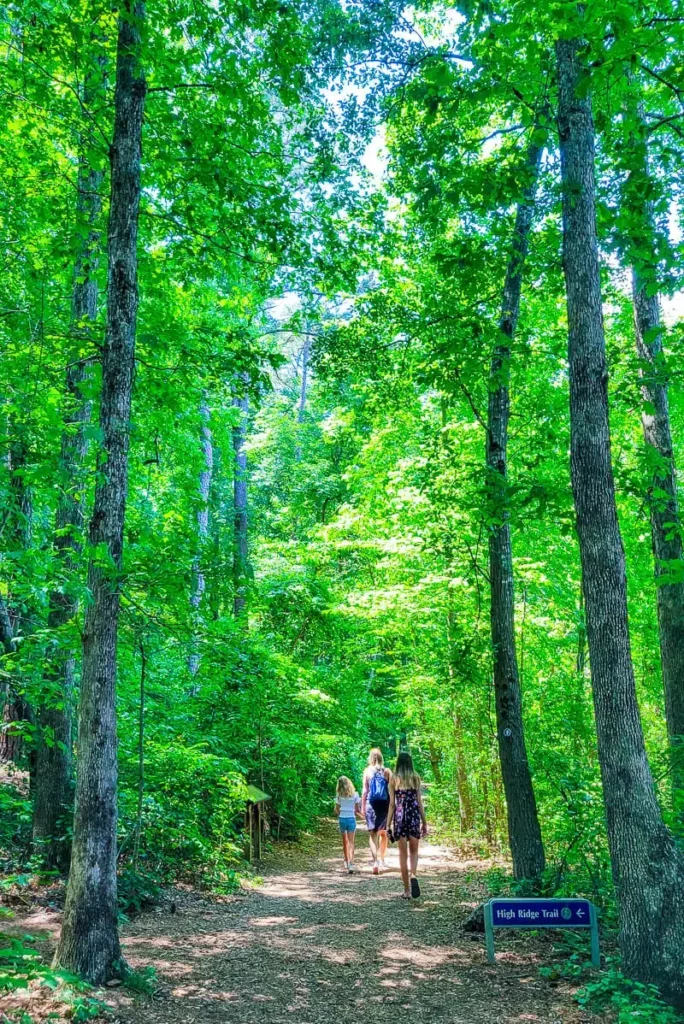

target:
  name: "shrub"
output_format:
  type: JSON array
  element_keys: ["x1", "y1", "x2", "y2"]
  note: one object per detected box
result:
[
  {"x1": 0, "y1": 782, "x2": 32, "y2": 873},
  {"x1": 117, "y1": 866, "x2": 162, "y2": 916},
  {"x1": 577, "y1": 966, "x2": 683, "y2": 1023},
  {"x1": 118, "y1": 742, "x2": 246, "y2": 885},
  {"x1": 0, "y1": 933, "x2": 105, "y2": 1021}
]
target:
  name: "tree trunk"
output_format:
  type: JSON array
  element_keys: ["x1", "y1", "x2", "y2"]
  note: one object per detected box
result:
[
  {"x1": 557, "y1": 36, "x2": 684, "y2": 1006},
  {"x1": 232, "y1": 393, "x2": 249, "y2": 617},
  {"x1": 0, "y1": 598, "x2": 14, "y2": 655},
  {"x1": 294, "y1": 335, "x2": 310, "y2": 460},
  {"x1": 33, "y1": 66, "x2": 104, "y2": 868},
  {"x1": 633, "y1": 277, "x2": 684, "y2": 759},
  {"x1": 298, "y1": 335, "x2": 310, "y2": 423},
  {"x1": 453, "y1": 712, "x2": 473, "y2": 831},
  {"x1": 188, "y1": 399, "x2": 213, "y2": 674},
  {"x1": 55, "y1": 2, "x2": 146, "y2": 984},
  {"x1": 0, "y1": 436, "x2": 33, "y2": 763},
  {"x1": 623, "y1": 111, "x2": 684, "y2": 779},
  {"x1": 477, "y1": 721, "x2": 494, "y2": 843},
  {"x1": 486, "y1": 139, "x2": 546, "y2": 879},
  {"x1": 133, "y1": 639, "x2": 145, "y2": 870},
  {"x1": 446, "y1": 609, "x2": 474, "y2": 830},
  {"x1": 417, "y1": 700, "x2": 443, "y2": 784}
]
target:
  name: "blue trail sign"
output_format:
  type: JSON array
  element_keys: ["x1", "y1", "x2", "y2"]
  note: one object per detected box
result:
[{"x1": 484, "y1": 898, "x2": 600, "y2": 967}]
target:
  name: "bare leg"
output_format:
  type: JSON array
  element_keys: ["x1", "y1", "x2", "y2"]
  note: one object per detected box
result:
[
  {"x1": 379, "y1": 829, "x2": 388, "y2": 863},
  {"x1": 342, "y1": 832, "x2": 350, "y2": 865},
  {"x1": 349, "y1": 829, "x2": 357, "y2": 865},
  {"x1": 409, "y1": 837, "x2": 419, "y2": 878},
  {"x1": 398, "y1": 838, "x2": 410, "y2": 895},
  {"x1": 368, "y1": 829, "x2": 378, "y2": 862}
]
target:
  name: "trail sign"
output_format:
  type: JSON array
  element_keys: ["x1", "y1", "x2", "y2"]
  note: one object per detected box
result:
[{"x1": 484, "y1": 898, "x2": 600, "y2": 967}]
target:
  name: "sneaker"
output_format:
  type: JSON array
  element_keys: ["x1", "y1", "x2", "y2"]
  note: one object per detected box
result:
[
  {"x1": 372, "y1": 861, "x2": 379, "y2": 875},
  {"x1": 380, "y1": 860, "x2": 387, "y2": 871},
  {"x1": 348, "y1": 863, "x2": 354, "y2": 874},
  {"x1": 410, "y1": 876, "x2": 421, "y2": 899}
]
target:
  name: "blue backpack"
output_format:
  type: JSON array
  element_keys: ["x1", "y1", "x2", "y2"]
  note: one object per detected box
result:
[{"x1": 369, "y1": 768, "x2": 389, "y2": 803}]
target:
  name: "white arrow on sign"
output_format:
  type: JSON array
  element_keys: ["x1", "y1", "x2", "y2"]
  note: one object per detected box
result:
[{"x1": 577, "y1": 908, "x2": 585, "y2": 918}]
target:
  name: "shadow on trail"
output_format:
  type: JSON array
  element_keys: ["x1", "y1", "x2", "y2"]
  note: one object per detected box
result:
[{"x1": 110, "y1": 825, "x2": 591, "y2": 1024}]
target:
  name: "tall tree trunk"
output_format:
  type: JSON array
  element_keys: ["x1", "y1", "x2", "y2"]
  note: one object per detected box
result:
[
  {"x1": 55, "y1": 2, "x2": 146, "y2": 984},
  {"x1": 633, "y1": 276, "x2": 684, "y2": 759},
  {"x1": 416, "y1": 699, "x2": 442, "y2": 784},
  {"x1": 0, "y1": 436, "x2": 33, "y2": 763},
  {"x1": 0, "y1": 597, "x2": 14, "y2": 655},
  {"x1": 298, "y1": 335, "x2": 310, "y2": 423},
  {"x1": 477, "y1": 721, "x2": 494, "y2": 842},
  {"x1": 188, "y1": 399, "x2": 213, "y2": 674},
  {"x1": 33, "y1": 65, "x2": 104, "y2": 867},
  {"x1": 453, "y1": 712, "x2": 473, "y2": 831},
  {"x1": 232, "y1": 393, "x2": 249, "y2": 617},
  {"x1": 294, "y1": 335, "x2": 310, "y2": 462},
  {"x1": 486, "y1": 139, "x2": 546, "y2": 879},
  {"x1": 132, "y1": 638, "x2": 145, "y2": 870},
  {"x1": 623, "y1": 108, "x2": 684, "y2": 781},
  {"x1": 557, "y1": 36, "x2": 684, "y2": 1006},
  {"x1": 446, "y1": 610, "x2": 474, "y2": 831}
]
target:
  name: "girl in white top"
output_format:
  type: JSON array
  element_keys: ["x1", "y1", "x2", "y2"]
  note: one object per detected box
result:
[{"x1": 335, "y1": 776, "x2": 361, "y2": 873}]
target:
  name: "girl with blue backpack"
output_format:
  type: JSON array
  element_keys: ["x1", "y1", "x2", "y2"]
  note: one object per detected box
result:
[{"x1": 361, "y1": 748, "x2": 391, "y2": 874}]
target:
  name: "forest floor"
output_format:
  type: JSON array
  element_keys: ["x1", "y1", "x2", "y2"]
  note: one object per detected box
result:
[{"x1": 2, "y1": 822, "x2": 606, "y2": 1024}]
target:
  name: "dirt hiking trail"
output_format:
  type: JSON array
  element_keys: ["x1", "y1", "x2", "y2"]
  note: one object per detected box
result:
[{"x1": 103, "y1": 822, "x2": 596, "y2": 1024}]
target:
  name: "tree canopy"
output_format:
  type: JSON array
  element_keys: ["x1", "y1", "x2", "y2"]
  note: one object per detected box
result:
[{"x1": 3, "y1": 0, "x2": 684, "y2": 1011}]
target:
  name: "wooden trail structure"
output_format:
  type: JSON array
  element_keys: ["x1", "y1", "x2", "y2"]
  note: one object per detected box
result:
[{"x1": 245, "y1": 785, "x2": 270, "y2": 862}]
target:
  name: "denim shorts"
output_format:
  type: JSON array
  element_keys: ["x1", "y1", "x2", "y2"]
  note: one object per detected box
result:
[{"x1": 339, "y1": 817, "x2": 356, "y2": 833}]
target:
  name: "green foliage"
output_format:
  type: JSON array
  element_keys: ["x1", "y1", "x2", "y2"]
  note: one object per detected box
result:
[
  {"x1": 118, "y1": 962, "x2": 158, "y2": 996},
  {"x1": 3, "y1": 0, "x2": 684, "y2": 1012},
  {"x1": 576, "y1": 966, "x2": 684, "y2": 1023},
  {"x1": 118, "y1": 743, "x2": 246, "y2": 885},
  {"x1": 116, "y1": 867, "x2": 162, "y2": 917},
  {"x1": 0, "y1": 934, "x2": 106, "y2": 1020},
  {"x1": 0, "y1": 784, "x2": 32, "y2": 873},
  {"x1": 0, "y1": 935, "x2": 42, "y2": 992}
]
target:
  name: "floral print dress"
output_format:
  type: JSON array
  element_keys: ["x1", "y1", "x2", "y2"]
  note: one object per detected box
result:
[{"x1": 391, "y1": 787, "x2": 422, "y2": 840}]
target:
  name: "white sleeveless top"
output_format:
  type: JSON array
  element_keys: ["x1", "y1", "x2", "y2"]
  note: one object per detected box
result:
[{"x1": 337, "y1": 795, "x2": 360, "y2": 818}]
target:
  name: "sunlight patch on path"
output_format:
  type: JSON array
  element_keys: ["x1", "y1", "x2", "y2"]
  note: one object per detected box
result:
[{"x1": 108, "y1": 830, "x2": 596, "y2": 1024}]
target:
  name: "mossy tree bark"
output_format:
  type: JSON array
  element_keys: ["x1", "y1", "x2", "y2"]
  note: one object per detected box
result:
[
  {"x1": 486, "y1": 138, "x2": 546, "y2": 880},
  {"x1": 557, "y1": 36, "x2": 684, "y2": 1006},
  {"x1": 33, "y1": 56, "x2": 105, "y2": 870},
  {"x1": 232, "y1": 391, "x2": 249, "y2": 618},
  {"x1": 55, "y1": 2, "x2": 146, "y2": 984},
  {"x1": 620, "y1": 99, "x2": 684, "y2": 786},
  {"x1": 188, "y1": 399, "x2": 213, "y2": 675}
]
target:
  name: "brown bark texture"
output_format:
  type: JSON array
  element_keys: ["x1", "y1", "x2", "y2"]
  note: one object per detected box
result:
[
  {"x1": 486, "y1": 138, "x2": 546, "y2": 879},
  {"x1": 55, "y1": 2, "x2": 146, "y2": 984},
  {"x1": 624, "y1": 118, "x2": 684, "y2": 757},
  {"x1": 0, "y1": 437, "x2": 33, "y2": 763},
  {"x1": 188, "y1": 399, "x2": 213, "y2": 674},
  {"x1": 557, "y1": 36, "x2": 684, "y2": 1006},
  {"x1": 232, "y1": 393, "x2": 249, "y2": 617},
  {"x1": 33, "y1": 63, "x2": 104, "y2": 867}
]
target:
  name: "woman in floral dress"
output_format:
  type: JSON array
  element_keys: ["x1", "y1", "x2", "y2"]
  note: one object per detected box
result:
[{"x1": 386, "y1": 752, "x2": 428, "y2": 899}]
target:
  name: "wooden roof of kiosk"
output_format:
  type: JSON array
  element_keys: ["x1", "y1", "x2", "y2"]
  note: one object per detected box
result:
[
  {"x1": 245, "y1": 784, "x2": 270, "y2": 805},
  {"x1": 245, "y1": 785, "x2": 270, "y2": 861}
]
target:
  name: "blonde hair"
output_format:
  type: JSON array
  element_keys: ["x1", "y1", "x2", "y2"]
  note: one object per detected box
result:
[
  {"x1": 336, "y1": 775, "x2": 356, "y2": 799},
  {"x1": 368, "y1": 748, "x2": 384, "y2": 767},
  {"x1": 393, "y1": 752, "x2": 420, "y2": 790}
]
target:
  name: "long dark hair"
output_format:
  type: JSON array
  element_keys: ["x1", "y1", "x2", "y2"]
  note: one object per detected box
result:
[{"x1": 394, "y1": 751, "x2": 419, "y2": 789}]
